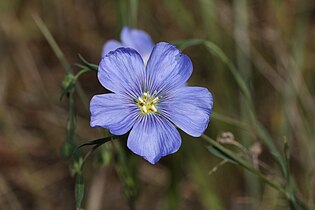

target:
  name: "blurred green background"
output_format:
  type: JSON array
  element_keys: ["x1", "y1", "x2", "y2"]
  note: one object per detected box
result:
[{"x1": 1, "y1": 0, "x2": 315, "y2": 210}]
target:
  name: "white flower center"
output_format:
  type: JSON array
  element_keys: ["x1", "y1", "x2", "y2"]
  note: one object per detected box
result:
[
  {"x1": 143, "y1": 53, "x2": 150, "y2": 66},
  {"x1": 136, "y1": 91, "x2": 160, "y2": 114}
]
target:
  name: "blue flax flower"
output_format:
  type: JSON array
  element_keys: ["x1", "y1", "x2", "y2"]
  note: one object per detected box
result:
[
  {"x1": 102, "y1": 26, "x2": 154, "y2": 64},
  {"x1": 91, "y1": 42, "x2": 213, "y2": 164}
]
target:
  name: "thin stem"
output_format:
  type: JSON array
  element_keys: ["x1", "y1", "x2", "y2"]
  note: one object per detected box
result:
[
  {"x1": 176, "y1": 39, "x2": 286, "y2": 173},
  {"x1": 212, "y1": 111, "x2": 251, "y2": 131},
  {"x1": 32, "y1": 13, "x2": 89, "y2": 110},
  {"x1": 74, "y1": 69, "x2": 92, "y2": 81},
  {"x1": 129, "y1": 0, "x2": 138, "y2": 28},
  {"x1": 32, "y1": 13, "x2": 71, "y2": 73},
  {"x1": 201, "y1": 134, "x2": 289, "y2": 198}
]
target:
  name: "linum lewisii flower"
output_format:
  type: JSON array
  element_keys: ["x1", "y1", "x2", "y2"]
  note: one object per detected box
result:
[
  {"x1": 102, "y1": 26, "x2": 154, "y2": 64},
  {"x1": 91, "y1": 42, "x2": 213, "y2": 164}
]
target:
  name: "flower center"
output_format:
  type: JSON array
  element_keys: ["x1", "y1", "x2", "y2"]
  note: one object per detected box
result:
[{"x1": 136, "y1": 91, "x2": 160, "y2": 114}]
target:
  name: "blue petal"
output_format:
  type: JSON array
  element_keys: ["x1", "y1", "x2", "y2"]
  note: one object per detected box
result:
[
  {"x1": 121, "y1": 27, "x2": 154, "y2": 63},
  {"x1": 146, "y1": 42, "x2": 193, "y2": 94},
  {"x1": 102, "y1": 40, "x2": 123, "y2": 58},
  {"x1": 90, "y1": 93, "x2": 139, "y2": 135},
  {"x1": 98, "y1": 48, "x2": 145, "y2": 98},
  {"x1": 127, "y1": 115, "x2": 181, "y2": 164},
  {"x1": 159, "y1": 87, "x2": 213, "y2": 137}
]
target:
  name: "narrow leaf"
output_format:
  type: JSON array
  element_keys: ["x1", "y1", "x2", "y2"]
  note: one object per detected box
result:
[
  {"x1": 207, "y1": 146, "x2": 238, "y2": 164},
  {"x1": 78, "y1": 136, "x2": 118, "y2": 149},
  {"x1": 75, "y1": 173, "x2": 84, "y2": 209},
  {"x1": 78, "y1": 54, "x2": 98, "y2": 71}
]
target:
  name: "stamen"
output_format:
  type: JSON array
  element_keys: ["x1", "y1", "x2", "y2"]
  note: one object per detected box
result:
[
  {"x1": 138, "y1": 97, "x2": 144, "y2": 103},
  {"x1": 152, "y1": 97, "x2": 159, "y2": 103},
  {"x1": 136, "y1": 91, "x2": 160, "y2": 114},
  {"x1": 151, "y1": 105, "x2": 157, "y2": 112},
  {"x1": 142, "y1": 106, "x2": 148, "y2": 113}
]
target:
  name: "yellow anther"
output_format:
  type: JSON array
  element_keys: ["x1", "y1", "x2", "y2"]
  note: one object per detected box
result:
[
  {"x1": 152, "y1": 97, "x2": 159, "y2": 103},
  {"x1": 142, "y1": 106, "x2": 148, "y2": 113},
  {"x1": 151, "y1": 105, "x2": 157, "y2": 112},
  {"x1": 138, "y1": 97, "x2": 144, "y2": 103},
  {"x1": 136, "y1": 91, "x2": 160, "y2": 114}
]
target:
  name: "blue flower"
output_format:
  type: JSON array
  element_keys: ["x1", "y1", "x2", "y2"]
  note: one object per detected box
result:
[
  {"x1": 91, "y1": 42, "x2": 213, "y2": 164},
  {"x1": 102, "y1": 26, "x2": 154, "y2": 64}
]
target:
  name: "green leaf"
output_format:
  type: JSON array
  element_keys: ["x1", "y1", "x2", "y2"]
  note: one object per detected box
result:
[
  {"x1": 60, "y1": 141, "x2": 76, "y2": 159},
  {"x1": 283, "y1": 137, "x2": 290, "y2": 179},
  {"x1": 206, "y1": 146, "x2": 238, "y2": 164},
  {"x1": 32, "y1": 13, "x2": 72, "y2": 73},
  {"x1": 78, "y1": 54, "x2": 98, "y2": 71},
  {"x1": 75, "y1": 173, "x2": 84, "y2": 209},
  {"x1": 77, "y1": 135, "x2": 117, "y2": 149},
  {"x1": 70, "y1": 157, "x2": 84, "y2": 175},
  {"x1": 60, "y1": 73, "x2": 76, "y2": 101},
  {"x1": 71, "y1": 136, "x2": 118, "y2": 163},
  {"x1": 129, "y1": 0, "x2": 138, "y2": 28},
  {"x1": 173, "y1": 39, "x2": 204, "y2": 50},
  {"x1": 96, "y1": 144, "x2": 112, "y2": 166}
]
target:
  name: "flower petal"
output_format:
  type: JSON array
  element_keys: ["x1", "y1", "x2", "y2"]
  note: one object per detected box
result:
[
  {"x1": 146, "y1": 42, "x2": 193, "y2": 94},
  {"x1": 90, "y1": 93, "x2": 139, "y2": 135},
  {"x1": 102, "y1": 40, "x2": 123, "y2": 58},
  {"x1": 121, "y1": 26, "x2": 154, "y2": 62},
  {"x1": 127, "y1": 115, "x2": 181, "y2": 164},
  {"x1": 159, "y1": 87, "x2": 213, "y2": 137},
  {"x1": 99, "y1": 47, "x2": 145, "y2": 98}
]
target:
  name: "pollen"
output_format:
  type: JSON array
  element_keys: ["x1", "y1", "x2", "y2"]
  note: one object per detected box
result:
[{"x1": 136, "y1": 91, "x2": 160, "y2": 114}]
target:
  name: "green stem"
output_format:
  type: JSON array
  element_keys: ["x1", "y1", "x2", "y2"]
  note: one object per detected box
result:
[
  {"x1": 176, "y1": 38, "x2": 285, "y2": 173},
  {"x1": 129, "y1": 0, "x2": 138, "y2": 28},
  {"x1": 32, "y1": 13, "x2": 71, "y2": 73},
  {"x1": 203, "y1": 134, "x2": 310, "y2": 209},
  {"x1": 74, "y1": 69, "x2": 92, "y2": 81},
  {"x1": 233, "y1": 0, "x2": 259, "y2": 206},
  {"x1": 212, "y1": 112, "x2": 251, "y2": 131},
  {"x1": 201, "y1": 134, "x2": 289, "y2": 198},
  {"x1": 32, "y1": 13, "x2": 89, "y2": 110}
]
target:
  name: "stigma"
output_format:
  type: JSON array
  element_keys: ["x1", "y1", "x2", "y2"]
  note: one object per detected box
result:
[{"x1": 136, "y1": 91, "x2": 160, "y2": 114}]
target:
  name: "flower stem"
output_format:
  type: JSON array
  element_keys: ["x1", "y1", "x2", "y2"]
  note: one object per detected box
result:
[{"x1": 201, "y1": 134, "x2": 289, "y2": 198}]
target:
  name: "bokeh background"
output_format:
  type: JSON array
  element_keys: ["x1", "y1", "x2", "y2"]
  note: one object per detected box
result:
[{"x1": 1, "y1": 0, "x2": 315, "y2": 210}]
